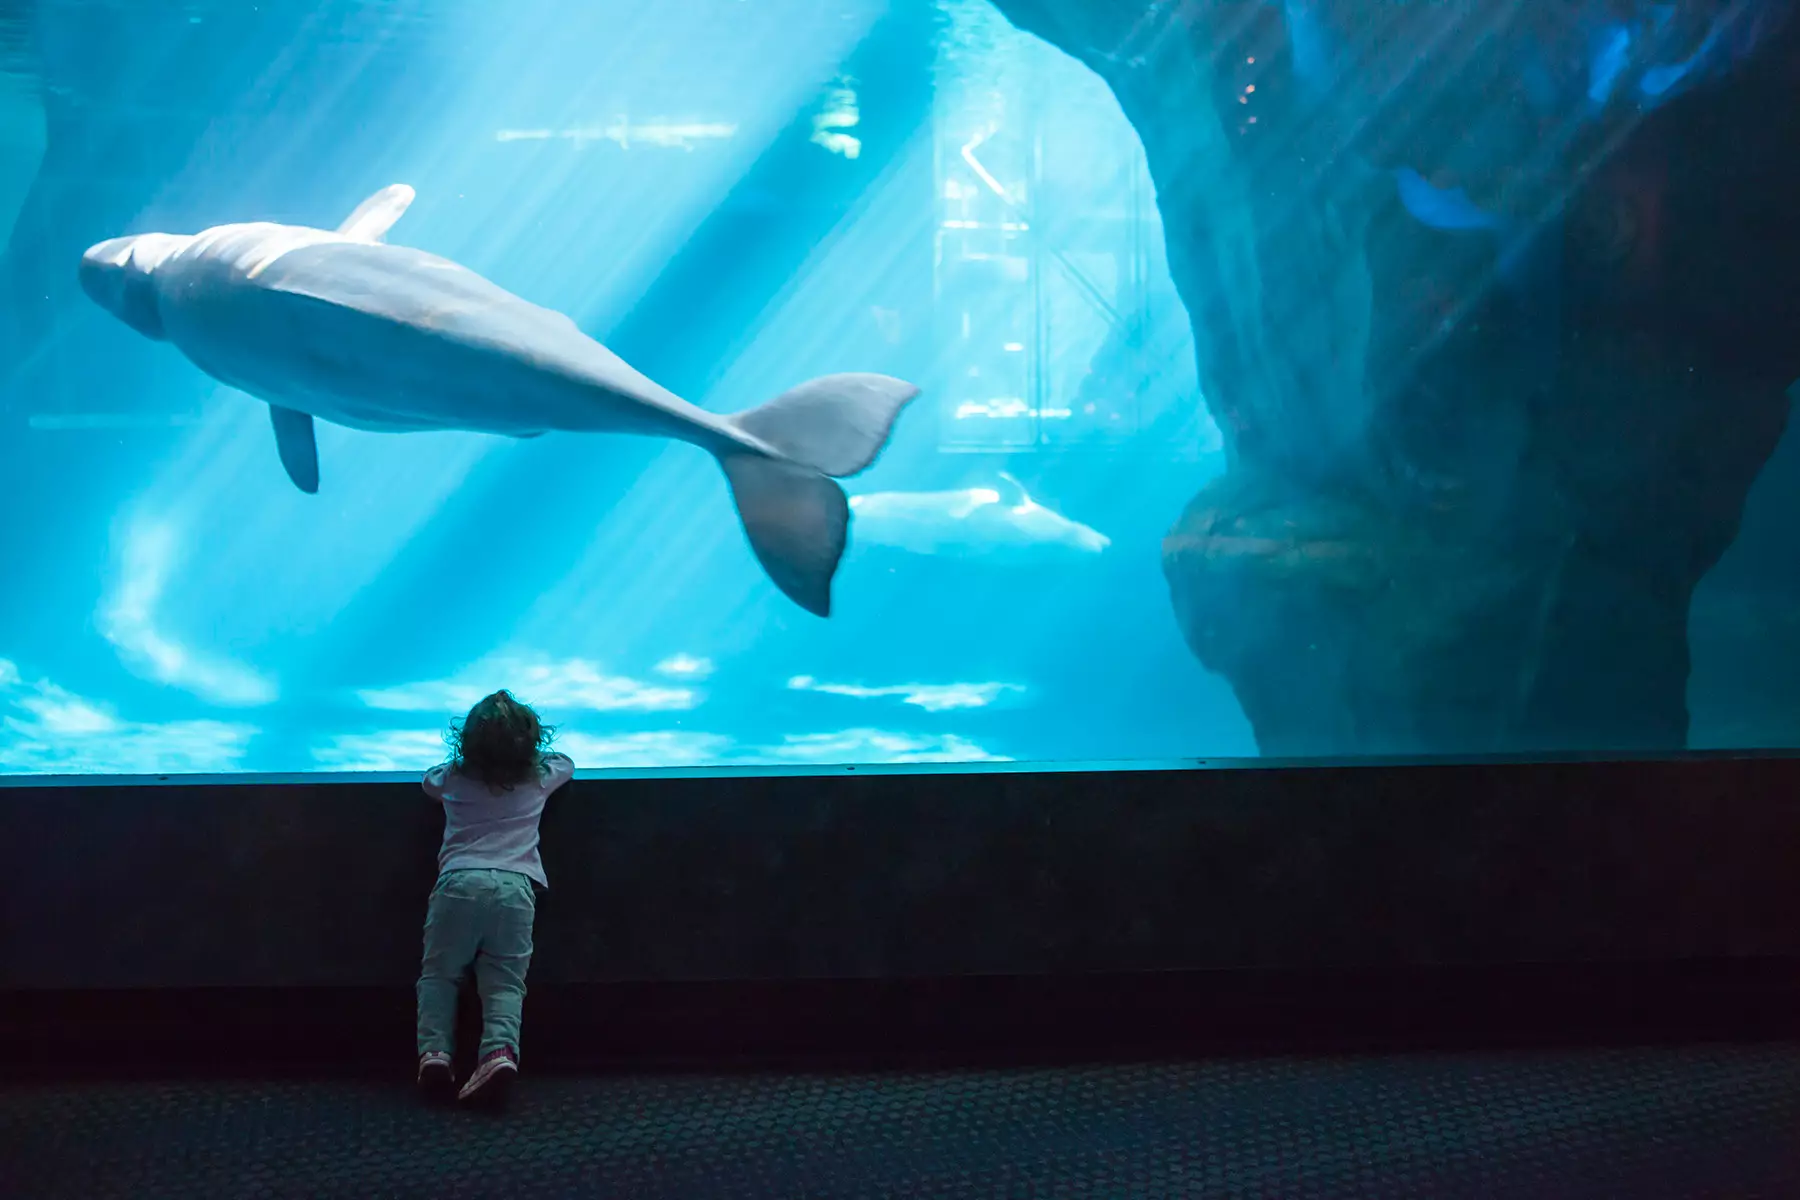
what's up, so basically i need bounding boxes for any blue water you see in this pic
[0,0,1792,777]
[0,0,1244,776]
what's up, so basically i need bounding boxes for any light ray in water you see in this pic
[99,521,278,707]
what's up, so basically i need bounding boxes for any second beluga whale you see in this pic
[848,473,1110,560]
[77,184,919,617]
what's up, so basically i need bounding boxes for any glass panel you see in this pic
[0,0,1790,775]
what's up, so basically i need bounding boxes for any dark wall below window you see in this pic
[4,756,1799,991]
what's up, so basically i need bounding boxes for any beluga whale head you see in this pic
[79,232,190,340]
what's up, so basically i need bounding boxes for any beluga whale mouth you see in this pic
[76,184,921,618]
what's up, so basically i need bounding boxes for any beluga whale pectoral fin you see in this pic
[336,184,415,242]
[269,405,320,493]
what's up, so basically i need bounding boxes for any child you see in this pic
[415,690,574,1108]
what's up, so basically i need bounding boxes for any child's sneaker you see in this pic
[417,1051,455,1105]
[457,1047,518,1110]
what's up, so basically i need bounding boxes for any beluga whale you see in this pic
[848,472,1110,561]
[77,184,919,617]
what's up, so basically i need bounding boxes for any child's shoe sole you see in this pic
[417,1056,456,1106]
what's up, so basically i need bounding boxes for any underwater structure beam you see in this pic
[988,0,1800,756]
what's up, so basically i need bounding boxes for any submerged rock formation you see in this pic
[989,0,1800,755]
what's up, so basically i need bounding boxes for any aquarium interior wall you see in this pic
[0,0,1795,778]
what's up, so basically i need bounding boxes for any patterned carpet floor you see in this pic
[4,1044,1798,1198]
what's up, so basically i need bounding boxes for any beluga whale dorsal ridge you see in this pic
[78,184,921,617]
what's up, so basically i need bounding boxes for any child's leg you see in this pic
[471,870,537,1060]
[416,872,483,1059]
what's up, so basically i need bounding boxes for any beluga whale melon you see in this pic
[78,184,920,617]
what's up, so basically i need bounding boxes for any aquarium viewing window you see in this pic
[0,0,1794,778]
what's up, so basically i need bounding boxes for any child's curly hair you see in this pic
[446,690,555,790]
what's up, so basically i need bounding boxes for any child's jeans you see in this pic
[416,868,536,1062]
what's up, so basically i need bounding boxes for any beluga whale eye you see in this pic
[80,233,184,341]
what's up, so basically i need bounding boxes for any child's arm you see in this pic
[541,752,575,793]
[422,762,453,802]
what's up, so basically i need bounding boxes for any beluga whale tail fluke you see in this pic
[720,373,917,616]
[76,182,920,618]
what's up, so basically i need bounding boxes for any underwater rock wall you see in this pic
[990,0,1800,755]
